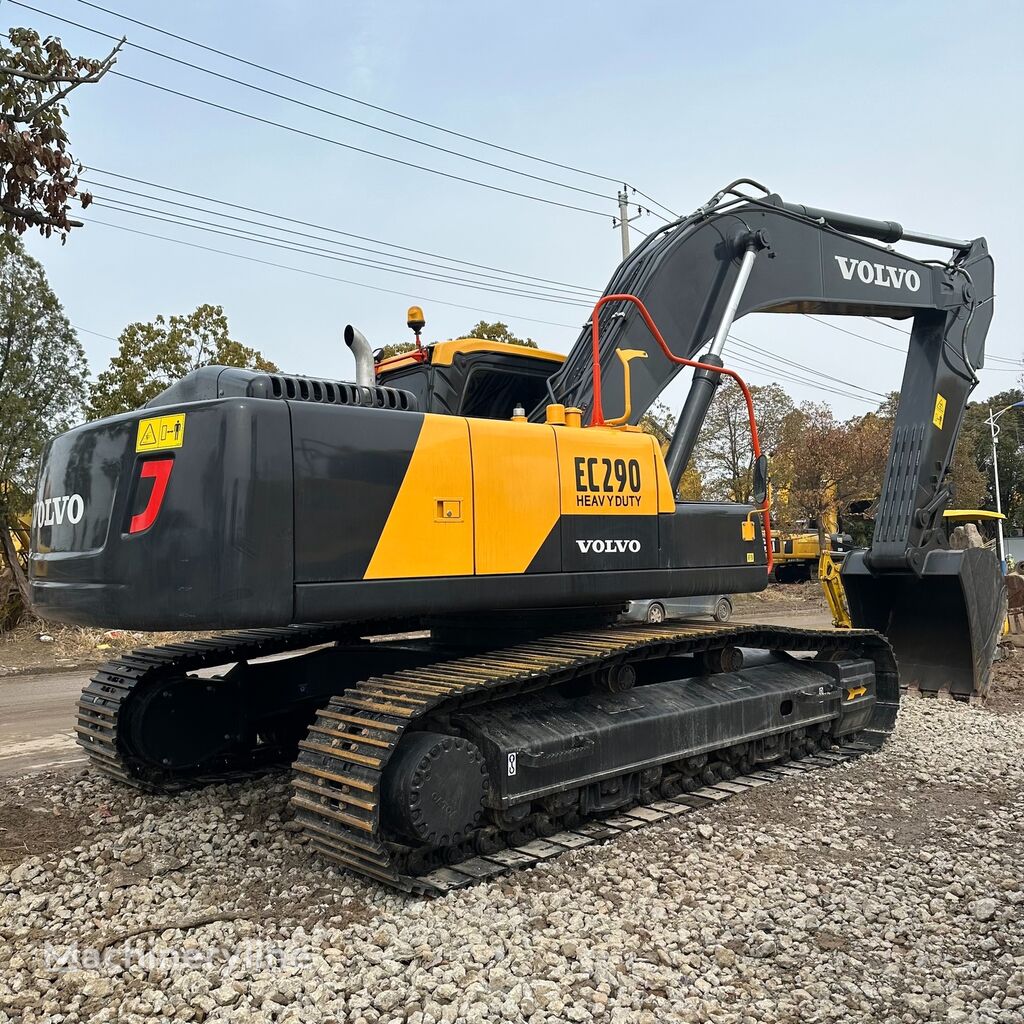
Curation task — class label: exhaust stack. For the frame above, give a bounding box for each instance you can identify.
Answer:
[344,324,374,387]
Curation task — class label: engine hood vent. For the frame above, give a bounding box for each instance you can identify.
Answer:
[146,365,417,412]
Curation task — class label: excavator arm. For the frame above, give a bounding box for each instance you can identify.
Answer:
[543,183,1000,696]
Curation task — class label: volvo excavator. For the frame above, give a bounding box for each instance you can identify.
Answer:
[30,181,1004,893]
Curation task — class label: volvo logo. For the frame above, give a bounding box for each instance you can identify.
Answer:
[576,539,641,554]
[834,255,920,292]
[35,493,85,527]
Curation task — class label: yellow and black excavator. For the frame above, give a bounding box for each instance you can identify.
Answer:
[30,181,1003,893]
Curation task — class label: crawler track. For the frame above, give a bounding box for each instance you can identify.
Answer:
[76,621,898,895]
[290,622,899,894]
[75,622,402,789]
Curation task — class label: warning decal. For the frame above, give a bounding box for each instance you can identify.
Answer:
[933,393,947,430]
[136,413,186,453]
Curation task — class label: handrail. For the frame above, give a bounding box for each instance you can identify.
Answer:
[587,292,773,572]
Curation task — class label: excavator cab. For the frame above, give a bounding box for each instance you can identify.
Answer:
[375,338,565,420]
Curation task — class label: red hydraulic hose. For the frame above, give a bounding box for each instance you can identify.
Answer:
[586,293,773,571]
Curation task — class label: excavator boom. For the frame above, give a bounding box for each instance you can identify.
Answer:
[544,186,1000,696]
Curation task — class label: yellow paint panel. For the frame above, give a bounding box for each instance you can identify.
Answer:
[470,419,560,574]
[651,437,677,513]
[365,416,473,579]
[430,338,565,366]
[554,427,659,517]
[136,413,185,452]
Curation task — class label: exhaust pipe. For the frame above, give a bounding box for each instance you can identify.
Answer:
[344,324,374,387]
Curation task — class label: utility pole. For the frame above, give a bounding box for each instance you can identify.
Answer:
[986,399,1024,574]
[616,189,631,260]
[613,186,645,261]
[991,406,1005,573]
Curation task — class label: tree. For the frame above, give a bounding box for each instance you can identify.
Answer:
[955,389,1024,525]
[638,401,702,499]
[0,233,88,614]
[460,320,538,348]
[1,27,123,240]
[376,319,538,361]
[784,400,894,539]
[694,382,797,503]
[88,304,279,420]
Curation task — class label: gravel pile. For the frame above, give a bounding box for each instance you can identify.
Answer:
[1,685,1022,1024]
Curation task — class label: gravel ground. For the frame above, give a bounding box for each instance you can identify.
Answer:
[1,667,1022,1024]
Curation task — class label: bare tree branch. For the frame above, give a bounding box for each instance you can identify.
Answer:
[95,911,251,953]
[0,201,83,229]
[6,37,124,122]
[0,515,31,606]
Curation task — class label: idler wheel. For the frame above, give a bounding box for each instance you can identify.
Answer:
[382,732,488,846]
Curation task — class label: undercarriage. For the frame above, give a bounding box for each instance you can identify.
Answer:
[76,619,898,894]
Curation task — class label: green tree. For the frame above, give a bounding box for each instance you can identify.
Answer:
[376,318,539,362]
[88,304,279,420]
[460,320,538,348]
[1,27,123,239]
[956,389,1024,525]
[695,382,797,503]
[0,232,88,614]
[638,400,702,499]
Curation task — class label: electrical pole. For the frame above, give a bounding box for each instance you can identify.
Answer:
[617,189,631,260]
[986,399,1024,574]
[991,406,1006,573]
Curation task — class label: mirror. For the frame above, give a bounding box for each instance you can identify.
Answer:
[752,454,769,506]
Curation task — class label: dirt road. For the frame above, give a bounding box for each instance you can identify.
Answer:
[0,670,88,778]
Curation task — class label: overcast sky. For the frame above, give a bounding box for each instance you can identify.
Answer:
[14,0,1024,418]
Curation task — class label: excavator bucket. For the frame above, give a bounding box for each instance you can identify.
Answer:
[841,547,1006,699]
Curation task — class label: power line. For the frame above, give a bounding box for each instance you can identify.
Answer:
[87,191,594,303]
[628,186,678,220]
[820,314,1021,367]
[15,2,627,208]
[726,356,874,406]
[121,69,616,219]
[89,196,593,307]
[866,316,910,335]
[728,334,887,399]
[12,2,617,219]
[85,169,601,294]
[81,177,599,300]
[79,216,586,331]
[69,0,642,193]
[73,324,118,342]
[800,314,905,354]
[726,351,878,406]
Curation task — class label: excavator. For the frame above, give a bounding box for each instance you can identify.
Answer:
[30,180,1003,893]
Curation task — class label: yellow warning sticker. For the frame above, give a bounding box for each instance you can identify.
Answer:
[746,552,755,563]
[933,393,947,429]
[136,413,186,453]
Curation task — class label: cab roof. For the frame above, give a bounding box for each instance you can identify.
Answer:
[376,337,566,375]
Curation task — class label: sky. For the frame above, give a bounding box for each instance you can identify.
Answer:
[10,0,1024,419]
